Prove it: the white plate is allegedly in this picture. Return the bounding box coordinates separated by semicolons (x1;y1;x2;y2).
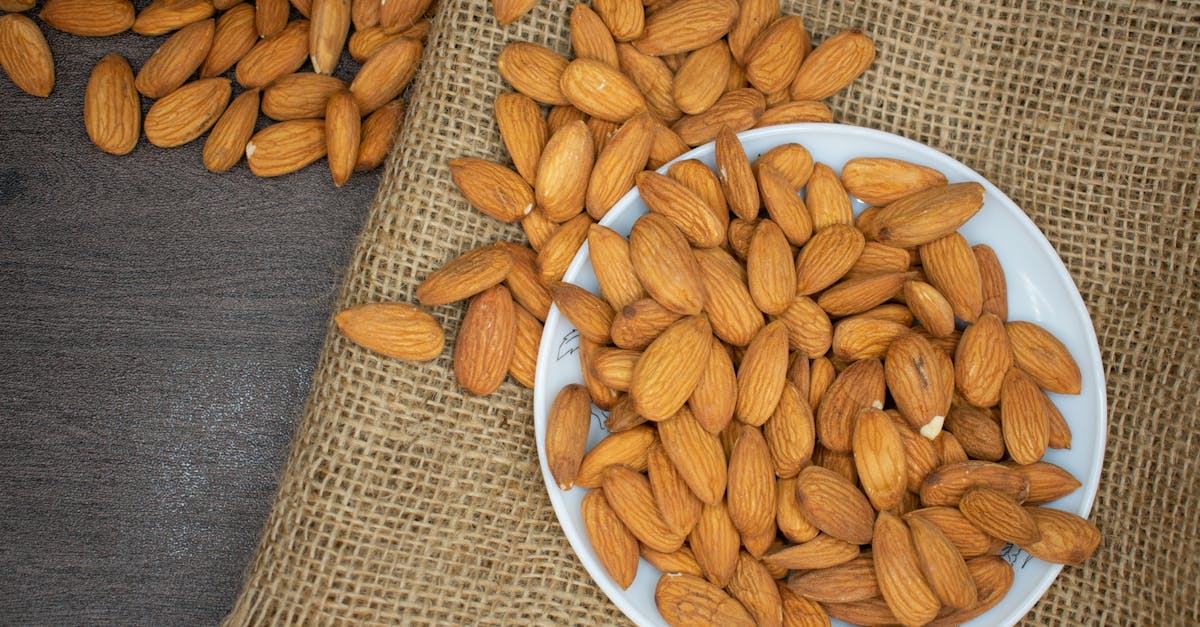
533;123;1106;627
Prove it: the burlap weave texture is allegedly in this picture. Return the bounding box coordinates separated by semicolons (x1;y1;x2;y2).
228;1;1200;624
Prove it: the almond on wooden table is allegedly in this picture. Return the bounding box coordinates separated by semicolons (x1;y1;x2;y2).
0;14;53;98
40;0;135;37
84;54;139;155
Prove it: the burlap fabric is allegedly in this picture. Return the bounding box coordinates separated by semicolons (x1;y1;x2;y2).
226;1;1200;624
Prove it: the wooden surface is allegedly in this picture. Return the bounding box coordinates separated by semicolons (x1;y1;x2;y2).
0;18;376;624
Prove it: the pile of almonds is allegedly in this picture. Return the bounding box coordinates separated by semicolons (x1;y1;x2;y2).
0;0;430;185
320;1;1101;625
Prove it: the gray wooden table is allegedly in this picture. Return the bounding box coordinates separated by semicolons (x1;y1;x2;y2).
0;16;375;624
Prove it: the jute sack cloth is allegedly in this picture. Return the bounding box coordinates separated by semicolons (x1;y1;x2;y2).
227;0;1200;623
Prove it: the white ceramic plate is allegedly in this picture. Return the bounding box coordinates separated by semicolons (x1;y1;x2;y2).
533;123;1106;627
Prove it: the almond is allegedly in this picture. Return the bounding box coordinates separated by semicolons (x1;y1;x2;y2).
200;3;257;78
999;368;1051;465
559;58;646;123
545;383;592;490
132;0;213;36
903;280;956;338
610;43;676;122
672;88;766;146
492;0;538;25
586;225;644;311
842;157;948;207
581;339;622;412
754;143;815;190
906;507;1005;559
630;315;712;421
569;4;618;66
944;404;1006;462
379;0;431;30
325;90;360;187
775;476;819;544
812;443;857;486
733;321;789;426
633;0;739;55
629;213;707;316
256;0;289;37
417;243;513;306
637;172;725;249
728;426;777;544
816;271;913;318
347;23;423;62
667;161;728;234
887;411;941;493
758;165;812;246
866;182;985;248
575;424;656;488
592;0;643;41
777;582;831;627
772;295;832;359
743;16;809;95
673;40;732;115
815;358;885;453
873;511;941;627
974;244;1009;321
581;489;639;589
611;297;683;350
333;302;444;360
845;243;912;281
748;221;796;315
689;336;737;434
261;72;348;120
641;543;704;578
1002;461;1080;506
794;224;866;295
655;573;755;626
447;157;534;223
235;19;310;89
586;117;619;153
350;34;422;113
244;118;326;176
547;104;588;134
763;382;815;478
551;281;615;345
754;100;833;128
921;232;984;323
762;533;858;572
351;0;379;30
690;500;741;586
490;95;548;187
831;316;909;362
954;312;1013;407
794;465;875;545
508;304;541;388
716;126;761;221
727;552;784;627
926;556;1014;627
694;247;764;347
586;112;655;219
602;465;686;553
821;598;900;626
309;0;351;74
0;14;53;98
144;78;231;148
908;514;977;609
659;405;727;504
727;218;758;261
0;0;35;10
933;431;970;466
536;120;595;222
1006;321;1082;395
855;303;915;326
647;444;703;538
918;460;1029;508
958;486;1042;546
202;87;259;173
788;553;878;603
852;407;908;511
1022;506;1101;565
84;54;139;156
454;285;517;396
726;0;778;62
789;29;875;101
886;333;954;439
806;163;852;230
40;0;134;37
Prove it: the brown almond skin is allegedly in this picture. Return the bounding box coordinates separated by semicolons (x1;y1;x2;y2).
454;285;517;396
842;157;948;207
726;552;784;627
787;553;879;603
816;271;913;317
743;15;809;95
144;78;231;148
245;119;327;177
333;302;444;361
0;13;54;97
261;73;348;121
776;476;819;544
655;573;755;626
588;346;638;391
754;99;833;128
790;29;875;100
673;40;733;115
256;0;288;37
629;213;707;316
203;87;259;173
754;143;815;189
355;98;406;171
498;42;570;105
873;511;941;627
716;126;761;221
602;466;685;553
821;597;900;626
569;3;618;65
497;242;551;323
886;332;954;439
604;396;646;434
587;225;645;311
806;163;854;230
689;336;737;434
758;165;812;246
641;544;704;578
580;336;620;411
309;0;351;75
648;444;703;539
794;224;866;295
918;460;1029;508
762;534;858;571
763;382;815;478
545;383;592;490
735;321;790;426
846;242;912;281
633;0;739;56
495;92;547;185
575;424;656;488
689;500;741;587
672;88;766;146
975;244;1009;320
906;507;1006;559
132;0;214;36
416;243;512;307
40;0;135;37
659;406;727;505
1002;461;1082;505
614;43;680;123
349;35;422;114
538;213;593;282
559;57;646;123
581;489;639;589
727;426;777;547
814;358;885;453
536;120;595;222
955;312;1013;408
945;404;1006;462
959;487;1042;546
84;54;139;156
1006;320;1083;394
636;171;725;248
852;407;908;512
669;159;730;236
235;19;310;90
1000;368;1051;464
508;304;541;388
777;581;831;627
908;514;978;610
550;280;614;345
773;296;832;359
831;316;910;362
134;18;214;99
610;297;683;350
200;3;257;78
921;232;984;323
448;157;534;223
588;113;656;219
727;0;779;63
904;280;956;338
748;220;796;315
794;466;875;545
694;247;764;347
630;315;713;421
866;182;985;248
1022;506;1101;565
927;556;1014;627
325;90;360;187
